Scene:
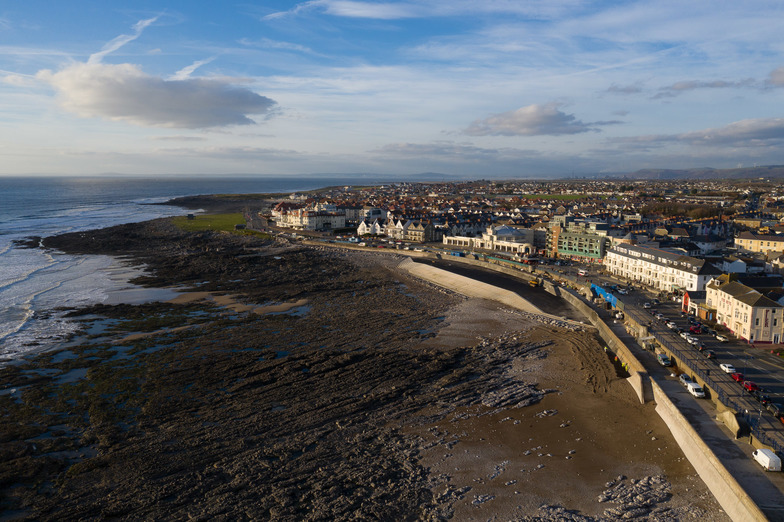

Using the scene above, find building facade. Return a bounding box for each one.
[604,243,721,292]
[735,231,784,254]
[706,277,784,343]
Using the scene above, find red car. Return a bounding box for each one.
[743,381,760,392]
[730,372,744,382]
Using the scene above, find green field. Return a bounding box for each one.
[519,193,604,200]
[171,213,246,232]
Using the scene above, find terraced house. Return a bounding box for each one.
[706,276,784,343]
[604,243,721,292]
[735,231,784,255]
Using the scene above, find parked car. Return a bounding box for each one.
[686,382,706,398]
[689,325,702,334]
[730,372,744,382]
[643,302,652,309]
[719,363,736,373]
[750,391,771,405]
[680,331,690,340]
[678,374,693,387]
[767,402,784,419]
[666,321,678,329]
[687,336,700,345]
[702,349,716,359]
[657,353,672,367]
[743,381,760,392]
[715,334,729,342]
[655,312,665,320]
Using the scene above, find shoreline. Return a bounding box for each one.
[0,214,728,520]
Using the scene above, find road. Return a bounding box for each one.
[553,262,784,453]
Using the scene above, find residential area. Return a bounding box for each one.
[263,178,784,346]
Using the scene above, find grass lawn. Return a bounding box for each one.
[171,213,246,232]
[519,193,605,200]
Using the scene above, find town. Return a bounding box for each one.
[263,177,784,348]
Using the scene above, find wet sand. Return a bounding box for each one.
[413,297,727,520]
[0,219,730,520]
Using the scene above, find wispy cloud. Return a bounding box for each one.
[265,0,583,21]
[38,62,276,128]
[766,66,784,87]
[652,78,756,99]
[615,118,784,149]
[606,82,644,95]
[88,16,159,64]
[464,103,599,137]
[170,58,215,80]
[238,37,325,57]
[151,135,207,142]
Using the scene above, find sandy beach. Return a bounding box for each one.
[0,218,728,520]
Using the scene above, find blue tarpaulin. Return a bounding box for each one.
[591,284,617,308]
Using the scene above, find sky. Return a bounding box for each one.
[1,0,784,178]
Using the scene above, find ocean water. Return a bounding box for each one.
[0,175,371,360]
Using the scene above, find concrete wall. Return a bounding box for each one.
[398,258,586,328]
[651,381,767,522]
[550,285,652,404]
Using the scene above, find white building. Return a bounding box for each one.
[605,243,721,292]
[277,206,346,231]
[442,225,535,255]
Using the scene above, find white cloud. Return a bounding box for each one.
[37,62,277,129]
[265,0,582,20]
[464,103,594,136]
[170,58,215,80]
[88,16,159,64]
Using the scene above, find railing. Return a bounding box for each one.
[646,318,784,454]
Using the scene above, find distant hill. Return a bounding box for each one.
[615,165,784,180]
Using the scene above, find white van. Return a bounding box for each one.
[752,448,782,471]
[686,382,705,398]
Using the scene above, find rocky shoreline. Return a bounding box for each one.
[0,214,727,520]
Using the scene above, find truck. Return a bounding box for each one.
[752,448,782,471]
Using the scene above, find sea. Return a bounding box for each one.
[0,175,379,361]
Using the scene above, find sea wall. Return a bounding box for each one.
[651,381,767,522]
[397,258,585,329]
[545,283,652,404]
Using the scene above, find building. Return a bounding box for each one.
[554,220,610,262]
[274,203,347,231]
[604,243,721,292]
[442,225,535,255]
[735,231,784,255]
[706,277,784,343]
[404,221,441,243]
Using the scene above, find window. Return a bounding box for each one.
[755,318,760,326]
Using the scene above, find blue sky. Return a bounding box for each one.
[1,0,783,177]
